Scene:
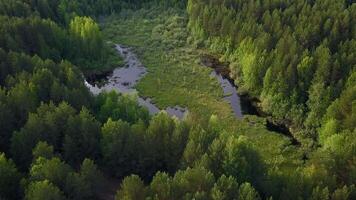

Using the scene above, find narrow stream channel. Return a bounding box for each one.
[210,71,243,118]
[85,44,188,119]
[201,54,300,145]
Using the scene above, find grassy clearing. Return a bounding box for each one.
[102,8,234,119]
[101,8,304,172]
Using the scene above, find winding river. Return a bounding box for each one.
[85,44,248,120]
[85,44,188,119]
[85,44,298,144]
[85,44,251,120]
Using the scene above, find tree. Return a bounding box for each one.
[222,136,265,188]
[182,125,217,168]
[211,175,240,200]
[7,80,38,126]
[95,91,150,124]
[69,16,103,63]
[101,119,135,177]
[0,88,15,153]
[0,0,31,17]
[149,172,172,200]
[115,175,146,200]
[25,180,65,200]
[29,157,72,189]
[63,107,101,166]
[79,158,104,198]
[238,182,261,200]
[64,171,91,200]
[310,186,330,200]
[0,153,21,200]
[331,185,353,200]
[64,158,104,200]
[10,102,76,170]
[32,141,54,160]
[171,167,215,199]
[145,112,183,176]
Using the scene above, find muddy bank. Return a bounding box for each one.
[85,70,113,87]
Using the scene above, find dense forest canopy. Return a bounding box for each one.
[0,0,355,200]
[187,0,355,141]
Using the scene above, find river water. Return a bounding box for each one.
[85,44,188,119]
[85,44,245,119]
[210,71,243,118]
[85,44,298,144]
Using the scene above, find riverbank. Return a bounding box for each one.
[200,54,301,145]
[83,43,125,83]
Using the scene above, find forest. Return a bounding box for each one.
[0,0,355,200]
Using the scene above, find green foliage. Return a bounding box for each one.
[101,111,189,179]
[10,102,75,169]
[78,158,104,198]
[211,175,239,200]
[0,0,31,17]
[0,50,91,120]
[0,153,21,200]
[0,13,121,74]
[116,167,262,200]
[238,182,261,200]
[28,154,103,200]
[320,71,356,143]
[187,0,356,141]
[32,141,55,160]
[11,102,101,169]
[321,130,356,185]
[63,107,101,166]
[0,87,15,153]
[152,15,188,49]
[101,118,143,177]
[149,172,172,199]
[310,186,330,200]
[185,2,356,197]
[0,1,354,200]
[29,157,73,189]
[171,167,215,199]
[222,136,265,187]
[115,175,146,200]
[145,112,189,175]
[102,8,314,199]
[64,158,103,200]
[25,180,65,200]
[94,91,150,124]
[69,16,104,65]
[0,16,67,61]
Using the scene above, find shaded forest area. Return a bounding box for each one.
[0,0,355,200]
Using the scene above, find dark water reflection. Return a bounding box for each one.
[85,44,188,119]
[202,55,245,118]
[201,55,299,144]
[210,71,243,118]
